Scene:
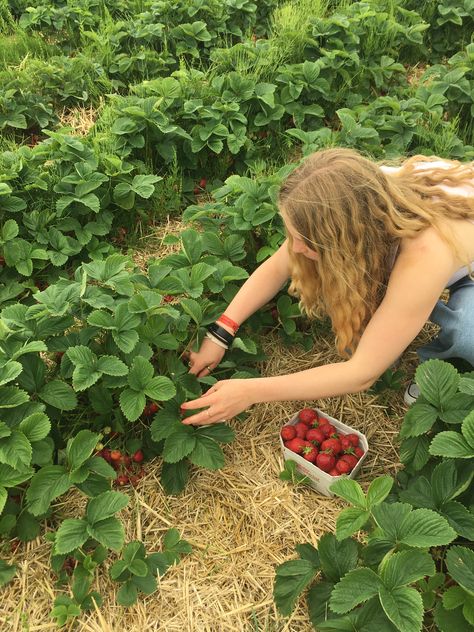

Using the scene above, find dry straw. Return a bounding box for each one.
[0,223,434,631]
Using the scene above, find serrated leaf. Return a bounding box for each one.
[318,533,359,583]
[0,559,17,587]
[55,519,89,554]
[86,491,129,525]
[188,435,225,470]
[415,359,459,408]
[330,478,366,509]
[330,568,381,613]
[274,559,318,616]
[0,386,30,408]
[379,585,423,632]
[19,412,51,443]
[380,550,435,588]
[430,431,474,459]
[39,380,77,410]
[163,428,197,463]
[0,429,32,468]
[366,476,393,508]
[119,388,146,422]
[87,516,124,551]
[446,546,474,594]
[67,430,100,471]
[144,376,176,401]
[335,507,370,541]
[399,508,457,547]
[96,356,128,376]
[26,465,71,515]
[160,459,189,495]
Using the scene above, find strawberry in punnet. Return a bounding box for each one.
[321,438,342,455]
[298,408,319,426]
[328,468,340,477]
[340,454,359,471]
[319,423,337,438]
[286,437,309,455]
[340,436,352,451]
[335,459,352,474]
[281,425,297,441]
[302,445,318,463]
[294,422,308,439]
[316,452,336,472]
[346,433,360,447]
[306,428,325,446]
[354,446,365,459]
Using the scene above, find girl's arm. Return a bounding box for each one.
[181,228,458,425]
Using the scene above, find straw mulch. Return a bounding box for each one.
[0,222,434,632]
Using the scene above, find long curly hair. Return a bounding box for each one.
[279,148,474,357]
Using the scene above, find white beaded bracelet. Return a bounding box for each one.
[205,332,228,349]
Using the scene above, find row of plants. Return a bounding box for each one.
[274,359,474,631]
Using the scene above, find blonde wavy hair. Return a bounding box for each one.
[279,147,474,357]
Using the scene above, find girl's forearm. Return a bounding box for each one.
[248,361,372,404]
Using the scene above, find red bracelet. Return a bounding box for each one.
[217,314,240,334]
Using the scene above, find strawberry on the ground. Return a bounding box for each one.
[302,445,319,463]
[286,437,310,455]
[316,452,336,472]
[340,454,358,470]
[294,422,308,439]
[319,423,337,438]
[110,450,121,462]
[321,438,342,455]
[281,426,297,441]
[115,474,129,486]
[336,459,352,474]
[298,408,319,426]
[132,449,144,463]
[328,468,340,477]
[346,433,360,447]
[306,428,325,446]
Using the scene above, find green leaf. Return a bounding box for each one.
[318,533,359,583]
[330,568,381,613]
[119,388,146,422]
[379,585,424,632]
[96,356,128,376]
[0,559,17,587]
[144,376,176,401]
[0,487,6,514]
[462,411,474,449]
[0,386,29,408]
[189,435,224,470]
[86,491,129,525]
[399,404,438,438]
[434,601,474,632]
[180,298,202,324]
[443,586,466,610]
[399,436,431,470]
[163,428,197,463]
[441,501,474,540]
[26,465,70,516]
[415,359,459,408]
[366,476,393,509]
[430,431,474,459]
[0,360,22,387]
[129,559,148,577]
[67,430,100,471]
[127,356,153,391]
[380,550,435,588]
[399,508,457,547]
[0,429,32,468]
[55,519,89,554]
[335,507,370,541]
[39,380,77,410]
[87,516,125,551]
[117,580,138,606]
[273,559,318,616]
[161,460,189,495]
[72,366,101,391]
[446,546,474,594]
[19,412,50,443]
[330,478,366,509]
[113,329,139,354]
[198,424,235,444]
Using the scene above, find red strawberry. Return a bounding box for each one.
[116,474,129,486]
[199,178,207,189]
[306,428,325,446]
[132,450,144,463]
[286,437,309,455]
[281,426,296,441]
[336,459,352,474]
[101,448,111,462]
[328,468,340,477]
[319,423,337,438]
[321,438,342,455]
[163,295,174,303]
[294,422,308,439]
[193,186,201,195]
[340,436,352,451]
[346,433,360,447]
[341,454,358,470]
[298,408,319,426]
[316,452,336,472]
[110,450,121,462]
[149,402,158,414]
[354,446,365,459]
[302,445,318,463]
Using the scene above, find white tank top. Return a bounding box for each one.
[380,161,474,287]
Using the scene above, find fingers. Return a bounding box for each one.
[181,406,228,426]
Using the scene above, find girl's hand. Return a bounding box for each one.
[185,338,226,378]
[180,379,257,426]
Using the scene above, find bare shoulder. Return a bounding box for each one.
[399,227,456,265]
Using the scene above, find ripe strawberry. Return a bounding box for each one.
[132,449,144,463]
[294,422,308,439]
[319,423,337,438]
[316,452,336,472]
[302,445,318,463]
[281,426,296,441]
[354,446,365,459]
[306,428,325,446]
[116,474,129,486]
[340,436,352,451]
[328,468,340,477]
[336,459,352,474]
[149,402,158,414]
[193,186,201,195]
[321,438,342,455]
[101,448,111,462]
[346,433,360,447]
[286,437,309,455]
[298,408,319,426]
[110,450,121,462]
[199,178,207,189]
[340,454,358,470]
[163,295,174,303]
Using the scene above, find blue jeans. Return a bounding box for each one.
[417,275,474,367]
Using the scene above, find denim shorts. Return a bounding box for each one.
[417,275,474,367]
